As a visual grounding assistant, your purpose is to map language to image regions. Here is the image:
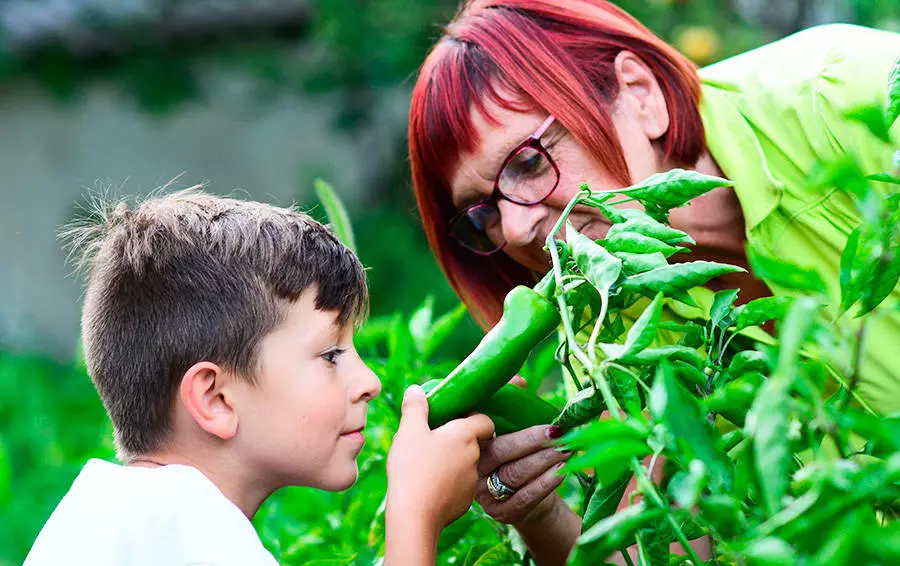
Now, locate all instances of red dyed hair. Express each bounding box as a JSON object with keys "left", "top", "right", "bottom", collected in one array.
[{"left": 409, "top": 0, "right": 704, "bottom": 328}]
